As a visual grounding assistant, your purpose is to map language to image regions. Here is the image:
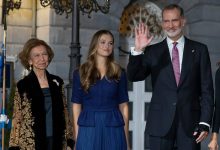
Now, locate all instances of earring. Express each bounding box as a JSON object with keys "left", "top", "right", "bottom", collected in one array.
[{"left": 29, "top": 65, "right": 32, "bottom": 70}]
